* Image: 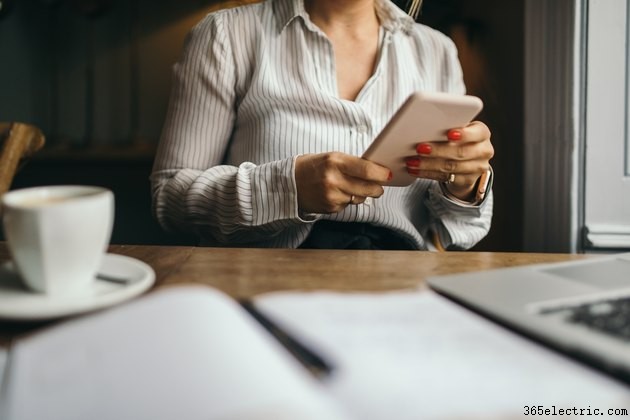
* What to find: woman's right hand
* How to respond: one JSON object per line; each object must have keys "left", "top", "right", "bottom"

{"left": 295, "top": 152, "right": 392, "bottom": 214}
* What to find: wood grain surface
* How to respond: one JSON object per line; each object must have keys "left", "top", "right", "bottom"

{"left": 0, "top": 243, "right": 587, "bottom": 346}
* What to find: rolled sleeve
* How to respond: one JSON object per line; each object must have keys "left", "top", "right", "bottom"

{"left": 426, "top": 183, "right": 493, "bottom": 250}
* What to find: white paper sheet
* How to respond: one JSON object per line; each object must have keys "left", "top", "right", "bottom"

{"left": 255, "top": 290, "right": 630, "bottom": 420}
{"left": 4, "top": 286, "right": 349, "bottom": 420}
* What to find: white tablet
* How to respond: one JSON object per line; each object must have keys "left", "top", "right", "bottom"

{"left": 361, "top": 91, "right": 483, "bottom": 186}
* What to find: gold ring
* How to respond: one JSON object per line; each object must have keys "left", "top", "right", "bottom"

{"left": 446, "top": 173, "right": 456, "bottom": 184}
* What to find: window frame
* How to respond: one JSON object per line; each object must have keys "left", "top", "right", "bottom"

{"left": 582, "top": 0, "right": 630, "bottom": 250}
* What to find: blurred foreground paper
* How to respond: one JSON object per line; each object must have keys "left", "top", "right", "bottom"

{"left": 2, "top": 286, "right": 349, "bottom": 420}
{"left": 255, "top": 290, "right": 630, "bottom": 420}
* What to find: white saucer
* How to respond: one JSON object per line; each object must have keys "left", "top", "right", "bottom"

{"left": 0, "top": 253, "right": 155, "bottom": 321}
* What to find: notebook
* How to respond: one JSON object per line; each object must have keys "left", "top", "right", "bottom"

{"left": 0, "top": 286, "right": 348, "bottom": 420}
{"left": 2, "top": 282, "right": 629, "bottom": 420}
{"left": 428, "top": 252, "right": 630, "bottom": 383}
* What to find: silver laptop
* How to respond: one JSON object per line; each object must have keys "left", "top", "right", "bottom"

{"left": 428, "top": 252, "right": 630, "bottom": 382}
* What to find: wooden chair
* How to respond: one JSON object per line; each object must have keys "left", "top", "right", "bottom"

{"left": 432, "top": 232, "right": 446, "bottom": 252}
{"left": 0, "top": 122, "right": 46, "bottom": 198}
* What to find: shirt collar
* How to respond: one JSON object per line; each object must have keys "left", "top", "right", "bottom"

{"left": 273, "top": 0, "right": 415, "bottom": 34}
{"left": 273, "top": 0, "right": 311, "bottom": 32}
{"left": 375, "top": 0, "right": 415, "bottom": 33}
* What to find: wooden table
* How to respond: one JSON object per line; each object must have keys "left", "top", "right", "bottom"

{"left": 0, "top": 243, "right": 587, "bottom": 345}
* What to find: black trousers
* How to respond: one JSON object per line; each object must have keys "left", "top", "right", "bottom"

{"left": 299, "top": 221, "right": 416, "bottom": 250}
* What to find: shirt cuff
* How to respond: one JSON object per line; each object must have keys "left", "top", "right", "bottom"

{"left": 291, "top": 155, "right": 322, "bottom": 223}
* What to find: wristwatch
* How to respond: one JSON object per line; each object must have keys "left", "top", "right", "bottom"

{"left": 439, "top": 166, "right": 493, "bottom": 207}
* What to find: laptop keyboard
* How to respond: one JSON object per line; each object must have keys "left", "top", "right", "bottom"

{"left": 540, "top": 296, "right": 630, "bottom": 341}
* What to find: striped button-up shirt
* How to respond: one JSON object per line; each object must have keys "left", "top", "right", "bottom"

{"left": 151, "top": 0, "right": 493, "bottom": 249}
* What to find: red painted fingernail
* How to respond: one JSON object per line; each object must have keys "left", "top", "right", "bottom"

{"left": 406, "top": 157, "right": 421, "bottom": 167}
{"left": 416, "top": 144, "right": 432, "bottom": 155}
{"left": 387, "top": 171, "right": 393, "bottom": 181}
{"left": 447, "top": 130, "right": 462, "bottom": 141}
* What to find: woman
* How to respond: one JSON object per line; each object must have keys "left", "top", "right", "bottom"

{"left": 150, "top": 0, "right": 494, "bottom": 249}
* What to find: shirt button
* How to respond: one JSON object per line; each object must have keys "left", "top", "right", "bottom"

{"left": 356, "top": 125, "right": 368, "bottom": 134}
{"left": 363, "top": 197, "right": 373, "bottom": 206}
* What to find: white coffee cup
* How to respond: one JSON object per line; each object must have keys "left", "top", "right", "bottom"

{"left": 1, "top": 185, "right": 114, "bottom": 296}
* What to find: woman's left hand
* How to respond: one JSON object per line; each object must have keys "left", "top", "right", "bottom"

{"left": 406, "top": 121, "right": 494, "bottom": 202}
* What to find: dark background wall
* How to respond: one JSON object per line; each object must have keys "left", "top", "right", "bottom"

{"left": 1, "top": 0, "right": 524, "bottom": 250}
{"left": 420, "top": 0, "right": 525, "bottom": 251}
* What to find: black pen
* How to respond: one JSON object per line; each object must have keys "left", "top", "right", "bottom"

{"left": 241, "top": 301, "right": 334, "bottom": 379}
